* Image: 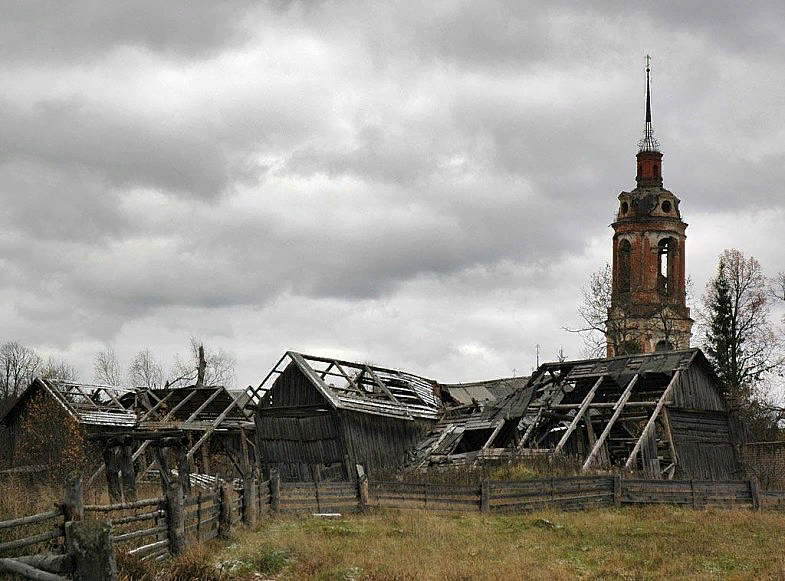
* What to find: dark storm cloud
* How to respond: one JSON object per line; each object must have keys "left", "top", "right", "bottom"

{"left": 0, "top": 0, "right": 258, "bottom": 61}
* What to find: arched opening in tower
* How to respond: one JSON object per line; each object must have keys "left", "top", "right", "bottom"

{"left": 619, "top": 239, "right": 631, "bottom": 293}
{"left": 657, "top": 238, "right": 674, "bottom": 296}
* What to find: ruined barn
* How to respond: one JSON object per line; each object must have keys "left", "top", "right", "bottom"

{"left": 0, "top": 378, "right": 136, "bottom": 472}
{"left": 515, "top": 348, "right": 743, "bottom": 479}
{"left": 248, "top": 352, "right": 442, "bottom": 480}
{"left": 407, "top": 349, "right": 744, "bottom": 480}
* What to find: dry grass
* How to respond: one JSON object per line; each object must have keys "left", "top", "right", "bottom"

{"left": 206, "top": 507, "right": 785, "bottom": 581}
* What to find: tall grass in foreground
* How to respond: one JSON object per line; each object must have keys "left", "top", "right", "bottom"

{"left": 117, "top": 506, "right": 785, "bottom": 581}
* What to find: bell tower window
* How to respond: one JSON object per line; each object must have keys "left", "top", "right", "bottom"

{"left": 619, "top": 239, "right": 631, "bottom": 293}
{"left": 657, "top": 238, "right": 674, "bottom": 296}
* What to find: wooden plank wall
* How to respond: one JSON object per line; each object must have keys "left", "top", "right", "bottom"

{"left": 620, "top": 479, "right": 754, "bottom": 509}
{"left": 668, "top": 409, "right": 742, "bottom": 480}
{"left": 340, "top": 412, "right": 431, "bottom": 476}
{"left": 369, "top": 481, "right": 481, "bottom": 512}
{"left": 278, "top": 481, "right": 359, "bottom": 514}
{"left": 488, "top": 476, "right": 614, "bottom": 512}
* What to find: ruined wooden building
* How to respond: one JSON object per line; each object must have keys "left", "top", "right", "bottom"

{"left": 0, "top": 378, "right": 255, "bottom": 496}
{"left": 509, "top": 348, "right": 743, "bottom": 479}
{"left": 248, "top": 352, "right": 442, "bottom": 480}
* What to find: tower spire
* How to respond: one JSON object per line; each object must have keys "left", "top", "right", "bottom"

{"left": 638, "top": 54, "right": 660, "bottom": 153}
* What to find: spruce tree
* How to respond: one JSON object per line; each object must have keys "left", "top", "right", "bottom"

{"left": 704, "top": 261, "right": 738, "bottom": 396}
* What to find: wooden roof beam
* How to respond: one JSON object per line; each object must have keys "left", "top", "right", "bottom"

{"left": 582, "top": 373, "right": 640, "bottom": 471}
{"left": 554, "top": 375, "right": 605, "bottom": 455}
{"left": 624, "top": 370, "right": 681, "bottom": 471}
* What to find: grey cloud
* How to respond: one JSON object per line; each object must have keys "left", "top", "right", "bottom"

{"left": 0, "top": 1, "right": 258, "bottom": 62}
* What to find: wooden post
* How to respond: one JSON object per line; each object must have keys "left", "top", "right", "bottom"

{"left": 65, "top": 520, "right": 118, "bottom": 581}
{"left": 270, "top": 470, "right": 281, "bottom": 514}
{"left": 102, "top": 447, "right": 122, "bottom": 503}
{"left": 243, "top": 475, "right": 258, "bottom": 527}
{"left": 63, "top": 474, "right": 84, "bottom": 523}
{"left": 119, "top": 444, "right": 137, "bottom": 502}
{"left": 218, "top": 482, "right": 233, "bottom": 539}
{"left": 481, "top": 479, "right": 490, "bottom": 513}
{"left": 358, "top": 471, "right": 370, "bottom": 513}
{"left": 749, "top": 478, "right": 761, "bottom": 512}
{"left": 613, "top": 474, "right": 621, "bottom": 508}
{"left": 165, "top": 480, "right": 186, "bottom": 555}
{"left": 690, "top": 479, "right": 697, "bottom": 509}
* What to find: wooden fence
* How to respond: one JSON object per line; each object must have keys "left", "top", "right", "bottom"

{"left": 278, "top": 480, "right": 360, "bottom": 514}
{"left": 366, "top": 476, "right": 762, "bottom": 513}
{"left": 0, "top": 474, "right": 779, "bottom": 579}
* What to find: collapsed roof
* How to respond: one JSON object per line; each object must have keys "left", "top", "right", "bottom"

{"left": 248, "top": 352, "right": 442, "bottom": 420}
{"left": 407, "top": 349, "right": 743, "bottom": 480}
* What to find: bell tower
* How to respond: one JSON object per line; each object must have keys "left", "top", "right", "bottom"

{"left": 607, "top": 57, "right": 693, "bottom": 356}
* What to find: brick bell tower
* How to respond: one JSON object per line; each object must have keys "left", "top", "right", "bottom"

{"left": 607, "top": 57, "right": 693, "bottom": 356}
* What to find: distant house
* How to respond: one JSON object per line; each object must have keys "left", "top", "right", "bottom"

{"left": 248, "top": 352, "right": 443, "bottom": 480}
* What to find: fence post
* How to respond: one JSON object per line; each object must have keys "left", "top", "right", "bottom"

{"left": 690, "top": 479, "right": 697, "bottom": 510}
{"left": 358, "top": 471, "right": 369, "bottom": 513}
{"left": 243, "top": 475, "right": 258, "bottom": 527}
{"left": 270, "top": 470, "right": 281, "bottom": 515}
{"left": 613, "top": 474, "right": 621, "bottom": 508}
{"left": 165, "top": 480, "right": 186, "bottom": 555}
{"left": 481, "top": 479, "right": 490, "bottom": 513}
{"left": 749, "top": 478, "right": 761, "bottom": 512}
{"left": 218, "top": 482, "right": 233, "bottom": 539}
{"left": 63, "top": 473, "right": 84, "bottom": 522}
{"left": 65, "top": 520, "right": 117, "bottom": 581}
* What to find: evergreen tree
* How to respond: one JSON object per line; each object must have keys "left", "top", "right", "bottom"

{"left": 705, "top": 261, "right": 736, "bottom": 395}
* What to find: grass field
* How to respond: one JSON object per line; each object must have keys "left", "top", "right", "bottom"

{"left": 116, "top": 506, "right": 785, "bottom": 581}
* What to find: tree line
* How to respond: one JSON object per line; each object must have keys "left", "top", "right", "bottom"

{"left": 0, "top": 337, "right": 237, "bottom": 408}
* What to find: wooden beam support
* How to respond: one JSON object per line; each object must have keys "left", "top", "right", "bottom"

{"left": 554, "top": 376, "right": 605, "bottom": 454}
{"left": 582, "top": 374, "right": 639, "bottom": 471}
{"left": 624, "top": 370, "right": 681, "bottom": 471}
{"left": 517, "top": 408, "right": 544, "bottom": 450}
{"left": 186, "top": 397, "right": 241, "bottom": 460}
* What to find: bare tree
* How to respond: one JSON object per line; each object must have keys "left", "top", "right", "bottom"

{"left": 128, "top": 348, "right": 164, "bottom": 388}
{"left": 94, "top": 345, "right": 122, "bottom": 386}
{"left": 701, "top": 249, "right": 784, "bottom": 400}
{"left": 0, "top": 341, "right": 42, "bottom": 398}
{"left": 771, "top": 272, "right": 785, "bottom": 303}
{"left": 170, "top": 338, "right": 236, "bottom": 388}
{"left": 41, "top": 356, "right": 79, "bottom": 383}
{"left": 566, "top": 264, "right": 614, "bottom": 357}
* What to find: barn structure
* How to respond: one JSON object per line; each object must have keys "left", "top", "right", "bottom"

{"left": 0, "top": 379, "right": 255, "bottom": 496}
{"left": 511, "top": 348, "right": 744, "bottom": 479}
{"left": 248, "top": 352, "right": 442, "bottom": 480}
{"left": 0, "top": 378, "right": 136, "bottom": 470}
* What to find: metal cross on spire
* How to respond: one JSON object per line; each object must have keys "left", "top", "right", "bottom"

{"left": 638, "top": 54, "right": 660, "bottom": 153}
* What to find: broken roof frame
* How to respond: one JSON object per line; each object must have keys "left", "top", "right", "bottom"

{"left": 247, "top": 351, "right": 442, "bottom": 421}
{"left": 517, "top": 348, "right": 708, "bottom": 478}
{"left": 12, "top": 378, "right": 139, "bottom": 428}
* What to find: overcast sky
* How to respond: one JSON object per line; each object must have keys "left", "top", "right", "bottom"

{"left": 2, "top": 1, "right": 784, "bottom": 388}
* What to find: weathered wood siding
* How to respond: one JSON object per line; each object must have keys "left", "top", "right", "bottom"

{"left": 668, "top": 409, "right": 742, "bottom": 480}
{"left": 260, "top": 362, "right": 328, "bottom": 408}
{"left": 340, "top": 411, "right": 430, "bottom": 477}
{"left": 671, "top": 364, "right": 725, "bottom": 412}
{"left": 255, "top": 413, "right": 343, "bottom": 466}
